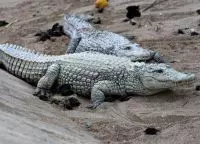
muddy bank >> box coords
[0,69,100,144]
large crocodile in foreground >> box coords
[0,44,195,108]
[63,14,164,63]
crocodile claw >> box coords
[86,102,101,109]
[33,87,52,101]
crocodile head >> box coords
[127,63,195,95]
[116,44,164,63]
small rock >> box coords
[170,59,180,63]
[35,23,65,41]
[196,85,200,91]
[126,35,135,40]
[50,23,64,36]
[126,5,141,19]
[170,60,176,63]
[196,9,200,15]
[144,127,160,135]
[35,32,51,41]
[191,31,199,36]
[85,121,92,129]
[67,97,81,108]
[50,95,81,110]
[177,29,185,34]
[0,20,9,27]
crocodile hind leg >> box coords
[33,64,60,101]
[87,81,124,109]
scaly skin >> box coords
[63,14,164,63]
[0,44,195,108]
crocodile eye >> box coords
[124,46,131,50]
[153,69,163,73]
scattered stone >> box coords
[126,35,136,40]
[190,28,199,36]
[123,5,141,25]
[50,95,81,110]
[196,85,200,91]
[35,23,65,41]
[35,31,51,41]
[196,9,200,15]
[170,60,177,63]
[170,59,180,63]
[126,5,141,20]
[85,121,92,129]
[0,20,9,27]
[65,97,81,110]
[191,31,199,36]
[176,28,199,36]
[144,127,160,135]
[177,29,185,34]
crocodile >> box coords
[0,44,195,108]
[63,14,164,63]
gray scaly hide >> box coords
[63,14,164,63]
[0,44,195,108]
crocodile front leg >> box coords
[66,35,82,54]
[33,64,60,101]
[87,81,124,109]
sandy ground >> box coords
[1,0,200,143]
[0,0,27,7]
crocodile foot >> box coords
[33,87,52,101]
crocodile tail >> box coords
[63,14,94,38]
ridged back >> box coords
[0,44,66,62]
[0,44,61,84]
